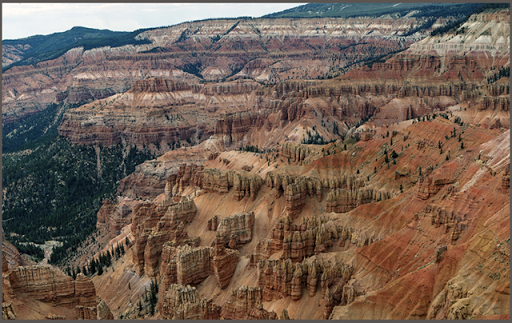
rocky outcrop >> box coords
[60,86,121,104]
[57,78,211,147]
[203,168,264,200]
[480,96,510,111]
[75,299,114,320]
[284,176,323,218]
[257,257,353,302]
[216,211,255,247]
[250,239,275,266]
[266,171,364,198]
[257,258,295,301]
[502,163,510,189]
[96,200,115,226]
[74,273,97,308]
[8,267,94,308]
[117,147,207,200]
[325,188,392,213]
[282,220,339,261]
[214,111,271,146]
[96,299,114,320]
[96,198,140,235]
[2,302,18,320]
[212,239,240,289]
[281,143,311,163]
[233,172,264,201]
[163,196,197,224]
[131,196,198,276]
[323,284,344,319]
[247,301,278,320]
[159,241,239,294]
[75,306,97,320]
[160,284,221,320]
[251,215,346,264]
[166,164,204,197]
[175,245,212,286]
[4,265,113,319]
[203,168,231,193]
[207,215,218,231]
[422,204,469,244]
[417,175,454,200]
[2,302,16,320]
[2,248,16,320]
[222,286,263,320]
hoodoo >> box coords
[2,2,509,321]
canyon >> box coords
[2,4,510,321]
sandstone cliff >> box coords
[203,168,264,200]
[3,262,114,320]
[131,196,199,276]
[215,211,255,247]
[160,284,221,320]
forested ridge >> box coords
[2,136,154,264]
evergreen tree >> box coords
[98,264,103,276]
[90,260,96,274]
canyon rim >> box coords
[2,2,510,320]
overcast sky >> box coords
[2,3,306,40]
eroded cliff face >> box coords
[49,9,508,164]
[117,143,215,199]
[160,284,221,320]
[340,9,510,128]
[1,253,114,320]
[8,8,509,321]
[131,196,199,277]
[100,109,508,319]
[3,15,436,124]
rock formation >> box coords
[166,163,204,197]
[325,188,391,213]
[257,257,353,302]
[131,196,198,276]
[8,267,94,308]
[203,168,264,200]
[160,284,221,320]
[216,211,255,247]
[281,143,312,163]
[207,215,218,231]
[97,198,140,235]
[247,301,278,320]
[416,173,455,200]
[2,255,16,320]
[3,264,113,320]
[212,239,240,289]
[221,286,263,320]
[159,242,239,295]
[76,299,114,320]
[117,147,207,199]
